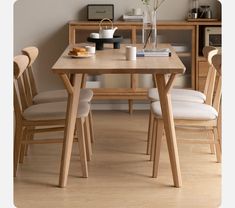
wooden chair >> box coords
[14,55,90,178]
[151,53,222,178]
[147,46,218,158]
[21,46,95,163]
[21,46,95,144]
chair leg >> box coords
[14,123,24,177]
[76,119,88,178]
[147,109,153,155]
[88,110,95,143]
[150,118,157,161]
[152,119,164,178]
[24,127,35,156]
[207,130,215,154]
[213,127,222,163]
[84,117,92,161]
[217,107,222,151]
[19,127,30,163]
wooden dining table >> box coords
[52,43,185,188]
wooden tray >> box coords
[87,35,123,50]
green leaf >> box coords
[141,0,150,5]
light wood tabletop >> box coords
[52,43,185,188]
[52,44,185,74]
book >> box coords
[136,48,171,57]
[122,14,143,22]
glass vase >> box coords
[142,7,157,51]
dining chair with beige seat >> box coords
[14,54,90,178]
[146,46,219,159]
[151,53,222,178]
[21,46,95,161]
[22,46,94,137]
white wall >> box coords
[14,0,221,92]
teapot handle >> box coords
[99,18,113,30]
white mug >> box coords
[85,46,96,54]
[126,46,136,61]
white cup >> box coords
[126,46,136,61]
[191,12,198,19]
[85,46,96,54]
[90,33,99,39]
[132,8,142,16]
[188,12,197,19]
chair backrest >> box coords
[14,55,30,119]
[202,46,218,105]
[211,54,222,113]
[21,46,86,95]
[21,46,39,99]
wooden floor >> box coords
[14,110,221,208]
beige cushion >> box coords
[148,88,206,103]
[23,101,90,121]
[151,101,218,120]
[33,89,93,104]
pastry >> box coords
[68,47,87,56]
[73,47,86,52]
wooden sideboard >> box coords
[68,20,221,113]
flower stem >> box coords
[143,24,153,49]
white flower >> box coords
[141,0,166,11]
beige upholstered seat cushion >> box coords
[148,88,206,103]
[151,101,218,120]
[33,89,93,104]
[23,101,90,121]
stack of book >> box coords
[122,14,143,22]
[136,48,172,57]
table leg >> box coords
[59,73,82,187]
[128,100,133,114]
[129,74,138,114]
[156,74,182,188]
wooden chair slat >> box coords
[21,46,39,67]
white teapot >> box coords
[99,18,118,39]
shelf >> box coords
[187,18,219,22]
